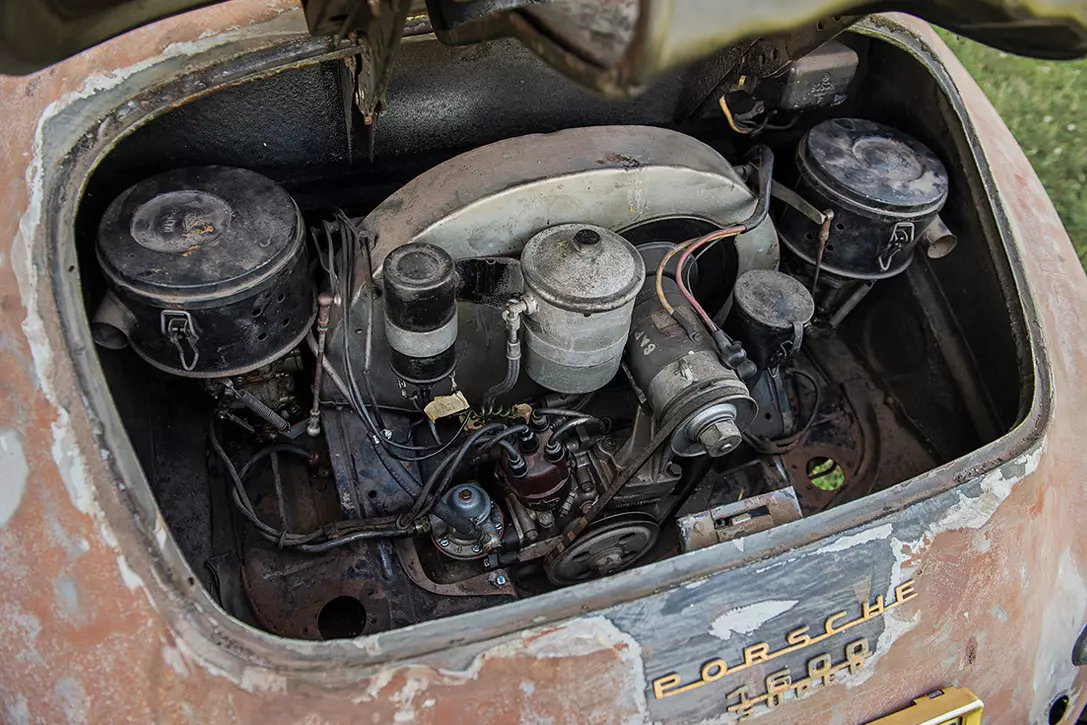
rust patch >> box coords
[598,151,642,169]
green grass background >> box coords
[938,31,1087,265]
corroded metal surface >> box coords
[0,5,1085,724]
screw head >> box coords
[494,574,508,587]
[459,488,474,502]
[438,538,450,548]
[472,544,483,553]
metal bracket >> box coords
[879,221,916,272]
[160,309,199,372]
[677,487,803,553]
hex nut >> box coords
[698,419,743,457]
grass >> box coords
[937,30,1087,264]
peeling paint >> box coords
[1030,549,1086,722]
[53,575,80,622]
[349,616,648,722]
[709,600,799,642]
[816,523,893,555]
[162,644,192,679]
[0,428,28,527]
[53,676,88,724]
[2,603,44,666]
[115,554,144,592]
[928,450,1035,534]
[2,694,30,725]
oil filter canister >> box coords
[382,242,459,385]
[520,225,644,394]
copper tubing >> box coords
[810,210,835,294]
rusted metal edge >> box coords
[33,13,1053,680]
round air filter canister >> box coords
[97,166,314,378]
[779,118,949,279]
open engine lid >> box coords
[1,0,1086,90]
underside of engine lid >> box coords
[1,0,1085,82]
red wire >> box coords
[674,225,744,331]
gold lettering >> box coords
[764,669,792,708]
[743,642,771,666]
[725,685,758,717]
[823,610,848,635]
[700,659,729,683]
[894,579,918,604]
[862,595,885,620]
[652,674,682,700]
[843,638,872,675]
[807,653,835,687]
[649,579,922,702]
[785,625,811,647]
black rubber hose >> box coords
[296,526,410,553]
[481,425,530,449]
[492,438,522,464]
[534,408,604,424]
[211,421,418,551]
[372,435,478,535]
[739,145,774,232]
[239,445,310,479]
[409,423,506,520]
[550,416,597,442]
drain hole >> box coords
[1049,694,1069,724]
[317,596,368,640]
[807,457,845,491]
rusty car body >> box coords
[2,1,1087,722]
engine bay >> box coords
[79,31,1024,640]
